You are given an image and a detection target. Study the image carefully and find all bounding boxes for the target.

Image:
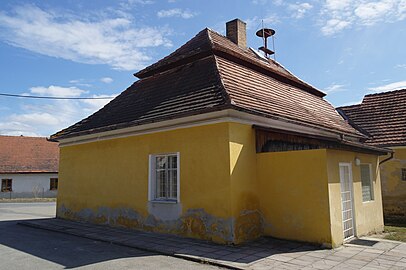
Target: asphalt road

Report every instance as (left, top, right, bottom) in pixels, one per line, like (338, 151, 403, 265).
(0, 202, 222, 270)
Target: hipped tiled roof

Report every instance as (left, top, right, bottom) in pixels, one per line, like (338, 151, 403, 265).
(0, 136, 59, 173)
(51, 28, 362, 140)
(338, 89, 406, 147)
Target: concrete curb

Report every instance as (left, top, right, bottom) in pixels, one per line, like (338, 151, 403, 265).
(19, 221, 245, 270)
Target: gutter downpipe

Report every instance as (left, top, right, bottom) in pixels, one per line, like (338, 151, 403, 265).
(379, 151, 394, 165)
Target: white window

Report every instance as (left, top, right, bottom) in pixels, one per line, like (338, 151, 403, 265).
(360, 164, 374, 202)
(149, 153, 180, 202)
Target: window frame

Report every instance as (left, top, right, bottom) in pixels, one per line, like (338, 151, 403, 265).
(1, 179, 12, 192)
(50, 178, 58, 191)
(148, 152, 180, 203)
(360, 163, 374, 202)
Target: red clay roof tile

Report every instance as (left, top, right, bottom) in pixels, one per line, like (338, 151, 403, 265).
(0, 136, 59, 173)
(52, 28, 362, 140)
(338, 89, 406, 147)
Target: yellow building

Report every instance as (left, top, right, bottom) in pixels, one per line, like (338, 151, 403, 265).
(51, 19, 389, 248)
(338, 89, 406, 222)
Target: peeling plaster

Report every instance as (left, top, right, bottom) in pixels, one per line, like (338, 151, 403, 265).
(57, 205, 253, 244)
(57, 205, 266, 244)
(147, 202, 182, 221)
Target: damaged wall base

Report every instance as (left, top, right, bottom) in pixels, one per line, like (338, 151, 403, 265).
(57, 204, 265, 244)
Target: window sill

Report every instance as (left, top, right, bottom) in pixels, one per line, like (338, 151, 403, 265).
(362, 200, 375, 203)
(149, 200, 178, 204)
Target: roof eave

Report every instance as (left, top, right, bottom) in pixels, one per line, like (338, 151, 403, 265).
(50, 104, 232, 142)
(341, 140, 392, 155)
(233, 105, 365, 140)
(254, 124, 390, 155)
(0, 171, 59, 174)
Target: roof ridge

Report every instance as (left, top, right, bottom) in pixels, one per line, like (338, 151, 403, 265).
(212, 56, 234, 106)
(135, 28, 212, 79)
(364, 88, 406, 97)
(206, 29, 326, 97)
(337, 103, 362, 110)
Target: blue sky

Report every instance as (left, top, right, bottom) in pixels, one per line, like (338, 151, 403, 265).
(0, 0, 405, 136)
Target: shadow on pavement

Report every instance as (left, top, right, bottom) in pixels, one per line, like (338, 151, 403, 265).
(19, 217, 325, 266)
(0, 219, 155, 269)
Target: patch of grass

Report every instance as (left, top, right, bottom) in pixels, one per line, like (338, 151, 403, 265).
(384, 223, 406, 242)
(0, 198, 56, 203)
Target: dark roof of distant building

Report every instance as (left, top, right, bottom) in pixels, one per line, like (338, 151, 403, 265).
(51, 28, 363, 141)
(338, 89, 406, 147)
(0, 135, 59, 173)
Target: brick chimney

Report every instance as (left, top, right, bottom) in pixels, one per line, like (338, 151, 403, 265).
(226, 19, 247, 48)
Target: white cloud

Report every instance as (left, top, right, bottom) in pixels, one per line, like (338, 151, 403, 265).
(324, 84, 347, 94)
(157, 8, 196, 19)
(252, 0, 269, 4)
(245, 15, 280, 30)
(9, 112, 61, 126)
(396, 64, 406, 69)
(325, 0, 352, 10)
(128, 0, 154, 4)
(100, 77, 114, 84)
(354, 1, 396, 25)
(320, 0, 406, 35)
(321, 19, 351, 35)
(120, 0, 154, 9)
(0, 121, 40, 136)
(368, 80, 406, 92)
(288, 3, 313, 19)
(0, 85, 116, 136)
(29, 85, 87, 97)
(68, 79, 92, 87)
(0, 5, 172, 70)
(337, 99, 363, 107)
(272, 0, 284, 6)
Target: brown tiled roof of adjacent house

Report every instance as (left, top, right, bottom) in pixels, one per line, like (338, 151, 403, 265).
(337, 89, 406, 147)
(51, 28, 363, 140)
(0, 136, 59, 173)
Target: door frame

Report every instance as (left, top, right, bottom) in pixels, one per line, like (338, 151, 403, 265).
(339, 162, 356, 240)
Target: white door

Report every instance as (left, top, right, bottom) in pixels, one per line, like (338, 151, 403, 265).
(339, 163, 355, 240)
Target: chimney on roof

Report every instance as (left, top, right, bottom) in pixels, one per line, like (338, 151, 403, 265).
(226, 19, 247, 48)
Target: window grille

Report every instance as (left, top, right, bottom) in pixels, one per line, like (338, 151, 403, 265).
(360, 164, 373, 202)
(149, 153, 179, 202)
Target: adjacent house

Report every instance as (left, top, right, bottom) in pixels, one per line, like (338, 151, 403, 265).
(0, 135, 59, 199)
(338, 89, 406, 222)
(51, 19, 389, 247)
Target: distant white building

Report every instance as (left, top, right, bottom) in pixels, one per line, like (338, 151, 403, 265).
(0, 135, 59, 199)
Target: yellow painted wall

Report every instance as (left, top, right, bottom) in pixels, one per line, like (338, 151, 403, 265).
(57, 123, 234, 243)
(228, 123, 261, 243)
(58, 120, 385, 246)
(256, 149, 333, 246)
(380, 148, 406, 221)
(326, 150, 384, 247)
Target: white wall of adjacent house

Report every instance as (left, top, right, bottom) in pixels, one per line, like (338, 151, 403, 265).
(0, 173, 58, 199)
